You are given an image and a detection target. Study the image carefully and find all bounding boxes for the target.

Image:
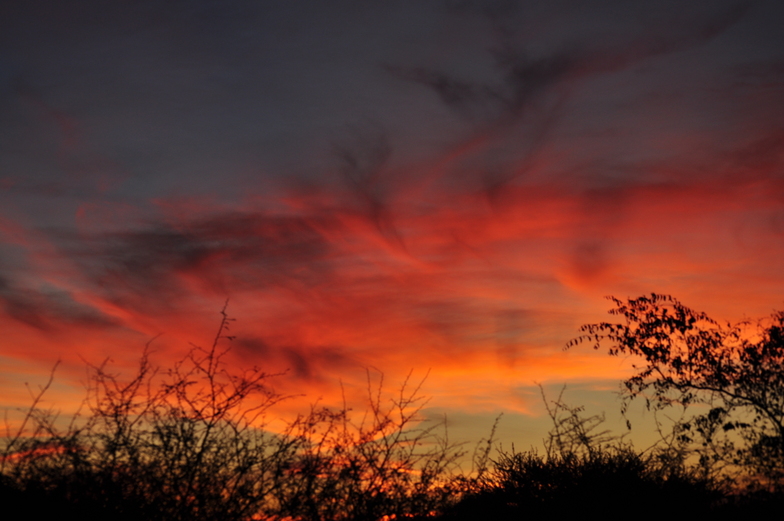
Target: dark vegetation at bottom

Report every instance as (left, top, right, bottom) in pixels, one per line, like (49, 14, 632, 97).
(4, 447, 783, 520)
(442, 454, 713, 519)
(3, 295, 784, 520)
(438, 451, 784, 520)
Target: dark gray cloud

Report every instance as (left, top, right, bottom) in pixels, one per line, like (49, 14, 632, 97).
(394, 0, 754, 124)
(381, 0, 765, 213)
(332, 124, 407, 247)
(0, 274, 118, 331)
(234, 336, 358, 384)
(387, 49, 573, 125)
(65, 212, 336, 310)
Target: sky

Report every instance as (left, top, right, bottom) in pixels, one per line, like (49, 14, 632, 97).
(1, 0, 784, 447)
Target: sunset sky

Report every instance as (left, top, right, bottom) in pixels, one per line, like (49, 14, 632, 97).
(2, 0, 784, 447)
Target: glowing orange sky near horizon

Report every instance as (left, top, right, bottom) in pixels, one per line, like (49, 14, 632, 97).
(3, 147, 784, 433)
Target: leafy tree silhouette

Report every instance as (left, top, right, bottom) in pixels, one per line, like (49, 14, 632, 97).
(568, 293, 784, 488)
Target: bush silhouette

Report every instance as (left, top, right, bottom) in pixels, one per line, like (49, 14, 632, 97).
(5, 296, 784, 519)
(440, 450, 720, 520)
(437, 388, 720, 520)
(0, 306, 464, 520)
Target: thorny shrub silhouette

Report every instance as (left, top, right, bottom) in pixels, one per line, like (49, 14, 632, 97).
(6, 295, 784, 519)
(437, 386, 720, 520)
(568, 294, 784, 488)
(0, 305, 464, 521)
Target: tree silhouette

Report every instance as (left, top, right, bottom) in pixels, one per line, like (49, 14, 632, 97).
(568, 294, 784, 487)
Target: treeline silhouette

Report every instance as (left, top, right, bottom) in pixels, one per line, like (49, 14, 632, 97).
(2, 296, 784, 519)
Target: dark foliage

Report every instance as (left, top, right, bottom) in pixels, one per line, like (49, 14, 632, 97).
(436, 388, 720, 520)
(1, 306, 463, 521)
(439, 450, 719, 520)
(5, 296, 784, 519)
(567, 294, 784, 486)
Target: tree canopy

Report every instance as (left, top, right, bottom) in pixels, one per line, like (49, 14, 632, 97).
(568, 294, 784, 486)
